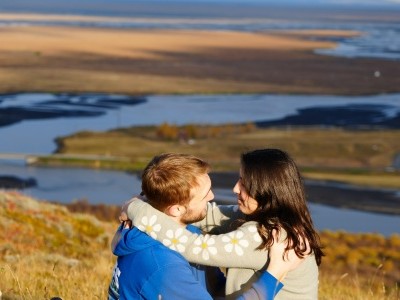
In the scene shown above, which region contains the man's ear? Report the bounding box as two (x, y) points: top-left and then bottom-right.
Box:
(166, 204), (187, 217)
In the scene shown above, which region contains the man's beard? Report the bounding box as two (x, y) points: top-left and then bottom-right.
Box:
(181, 208), (206, 225)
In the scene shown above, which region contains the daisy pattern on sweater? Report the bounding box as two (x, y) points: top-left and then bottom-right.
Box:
(192, 235), (217, 260)
(247, 225), (262, 243)
(222, 230), (249, 256)
(163, 228), (188, 252)
(138, 215), (161, 239)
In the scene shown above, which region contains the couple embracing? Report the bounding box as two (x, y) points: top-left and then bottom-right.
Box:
(109, 149), (323, 300)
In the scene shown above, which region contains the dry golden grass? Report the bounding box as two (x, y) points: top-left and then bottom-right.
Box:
(234, 128), (400, 169)
(1, 252), (114, 299)
(1, 191), (399, 299)
(303, 172), (400, 189)
(0, 191), (117, 299)
(319, 271), (399, 300)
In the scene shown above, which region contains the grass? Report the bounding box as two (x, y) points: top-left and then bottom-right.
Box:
(0, 191), (116, 299)
(303, 171), (400, 189)
(1, 253), (114, 299)
(35, 125), (400, 189)
(319, 271), (399, 300)
(1, 191), (399, 299)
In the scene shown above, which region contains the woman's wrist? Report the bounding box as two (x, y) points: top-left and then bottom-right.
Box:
(266, 265), (287, 282)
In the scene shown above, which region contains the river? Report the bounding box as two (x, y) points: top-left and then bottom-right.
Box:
(1, 93), (399, 236)
(1, 93), (400, 153)
(1, 160), (399, 236)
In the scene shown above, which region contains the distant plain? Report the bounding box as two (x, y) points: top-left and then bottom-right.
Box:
(0, 14), (400, 95)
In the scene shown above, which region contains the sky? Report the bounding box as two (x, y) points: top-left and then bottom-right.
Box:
(184, 0), (400, 3)
(1, 0), (399, 7)
(0, 0), (399, 20)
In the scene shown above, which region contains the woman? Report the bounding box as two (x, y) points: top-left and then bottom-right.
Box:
(125, 149), (324, 299)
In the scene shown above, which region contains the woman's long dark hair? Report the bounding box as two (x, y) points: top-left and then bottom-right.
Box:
(240, 149), (324, 265)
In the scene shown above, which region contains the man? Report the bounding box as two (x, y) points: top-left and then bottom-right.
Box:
(108, 153), (302, 300)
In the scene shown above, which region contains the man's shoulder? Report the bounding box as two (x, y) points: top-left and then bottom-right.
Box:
(126, 240), (188, 269)
(147, 242), (188, 267)
(117, 242), (190, 285)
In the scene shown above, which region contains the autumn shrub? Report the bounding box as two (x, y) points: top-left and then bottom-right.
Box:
(319, 230), (400, 292)
(155, 122), (257, 141)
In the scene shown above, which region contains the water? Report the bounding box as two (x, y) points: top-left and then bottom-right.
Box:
(1, 93), (400, 153)
(1, 93), (399, 236)
(2, 160), (399, 236)
(310, 203), (400, 235)
(0, 160), (140, 204)
(315, 25), (400, 61)
(215, 188), (400, 236)
(1, 2), (399, 60)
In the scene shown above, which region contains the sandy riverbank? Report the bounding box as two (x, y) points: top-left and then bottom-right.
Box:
(1, 15), (400, 95)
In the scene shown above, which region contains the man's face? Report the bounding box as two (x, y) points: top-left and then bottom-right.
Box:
(180, 173), (214, 224)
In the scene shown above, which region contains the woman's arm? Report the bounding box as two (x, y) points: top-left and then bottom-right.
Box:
(194, 201), (244, 233)
(126, 198), (269, 269)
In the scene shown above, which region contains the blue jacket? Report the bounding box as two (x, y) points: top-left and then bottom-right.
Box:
(108, 227), (283, 300)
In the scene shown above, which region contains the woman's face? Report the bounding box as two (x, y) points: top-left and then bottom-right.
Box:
(233, 171), (258, 215)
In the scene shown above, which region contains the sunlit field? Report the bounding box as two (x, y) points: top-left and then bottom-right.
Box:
(1, 191), (399, 299)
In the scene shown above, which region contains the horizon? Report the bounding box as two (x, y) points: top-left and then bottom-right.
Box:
(1, 0), (400, 23)
(1, 0), (400, 13)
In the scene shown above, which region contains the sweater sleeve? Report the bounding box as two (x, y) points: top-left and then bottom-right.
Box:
(127, 198), (269, 269)
(141, 264), (281, 300)
(237, 272), (283, 300)
(194, 202), (245, 233)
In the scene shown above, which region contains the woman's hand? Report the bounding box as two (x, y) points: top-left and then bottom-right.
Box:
(118, 194), (147, 227)
(267, 229), (309, 282)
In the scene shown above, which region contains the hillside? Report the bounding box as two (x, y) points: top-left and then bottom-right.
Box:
(0, 191), (399, 299)
(0, 191), (117, 299)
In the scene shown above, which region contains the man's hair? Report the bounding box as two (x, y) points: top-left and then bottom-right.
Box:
(141, 153), (210, 212)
